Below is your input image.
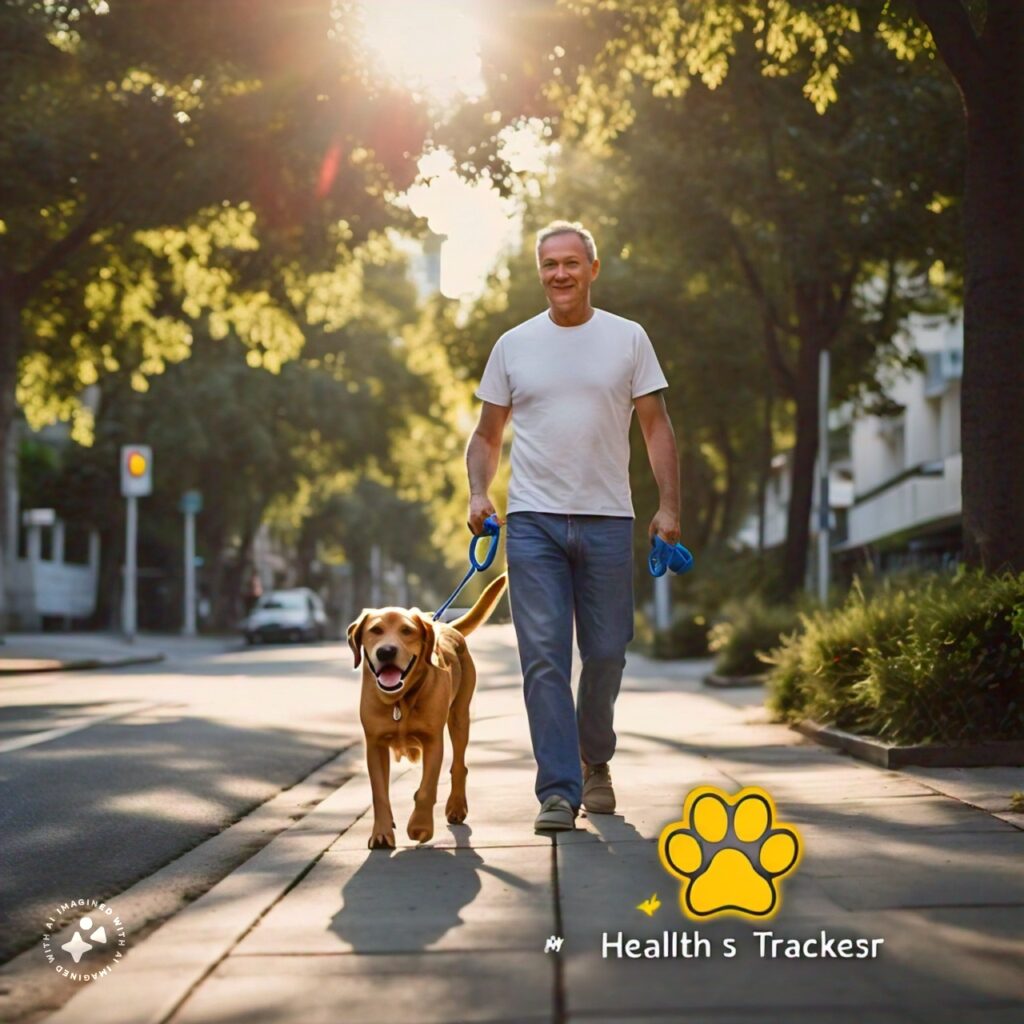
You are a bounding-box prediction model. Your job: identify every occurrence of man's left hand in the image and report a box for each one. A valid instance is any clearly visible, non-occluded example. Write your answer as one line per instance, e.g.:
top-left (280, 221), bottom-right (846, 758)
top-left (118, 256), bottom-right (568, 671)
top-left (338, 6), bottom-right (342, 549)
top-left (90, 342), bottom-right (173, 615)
top-left (649, 508), bottom-right (681, 545)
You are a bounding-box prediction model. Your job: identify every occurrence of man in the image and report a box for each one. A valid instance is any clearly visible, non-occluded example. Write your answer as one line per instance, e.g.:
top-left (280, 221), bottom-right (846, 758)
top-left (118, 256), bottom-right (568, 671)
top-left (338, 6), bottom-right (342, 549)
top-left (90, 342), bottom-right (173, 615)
top-left (466, 220), bottom-right (680, 833)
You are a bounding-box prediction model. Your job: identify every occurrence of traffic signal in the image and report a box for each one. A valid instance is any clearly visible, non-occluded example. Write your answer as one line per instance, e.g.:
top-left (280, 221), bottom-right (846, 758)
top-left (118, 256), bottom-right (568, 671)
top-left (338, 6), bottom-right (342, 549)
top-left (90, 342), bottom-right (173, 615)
top-left (120, 444), bottom-right (153, 497)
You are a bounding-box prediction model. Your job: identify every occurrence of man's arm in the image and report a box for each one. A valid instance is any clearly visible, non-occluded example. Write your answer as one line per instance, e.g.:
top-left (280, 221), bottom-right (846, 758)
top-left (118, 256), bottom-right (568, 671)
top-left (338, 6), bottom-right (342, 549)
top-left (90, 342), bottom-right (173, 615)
top-left (634, 391), bottom-right (681, 543)
top-left (466, 401), bottom-right (511, 533)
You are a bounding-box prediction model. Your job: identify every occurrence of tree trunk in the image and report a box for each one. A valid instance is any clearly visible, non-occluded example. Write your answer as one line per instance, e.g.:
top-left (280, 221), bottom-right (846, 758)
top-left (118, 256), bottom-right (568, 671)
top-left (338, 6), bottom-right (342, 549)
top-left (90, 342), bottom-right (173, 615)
top-left (677, 432), bottom-right (703, 546)
top-left (713, 423), bottom-right (737, 545)
top-left (0, 276), bottom-right (24, 630)
top-left (782, 338), bottom-right (821, 595)
top-left (912, 1), bottom-right (1024, 572)
top-left (757, 388), bottom-right (774, 553)
top-left (960, 75), bottom-right (1024, 570)
top-left (697, 471), bottom-right (719, 550)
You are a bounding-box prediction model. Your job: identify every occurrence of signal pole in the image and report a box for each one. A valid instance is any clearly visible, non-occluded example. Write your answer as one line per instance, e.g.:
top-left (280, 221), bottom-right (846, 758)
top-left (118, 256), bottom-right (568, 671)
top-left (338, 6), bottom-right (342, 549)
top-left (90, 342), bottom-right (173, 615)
top-left (180, 490), bottom-right (202, 637)
top-left (817, 350), bottom-right (831, 606)
top-left (124, 494), bottom-right (138, 642)
top-left (121, 445), bottom-right (153, 643)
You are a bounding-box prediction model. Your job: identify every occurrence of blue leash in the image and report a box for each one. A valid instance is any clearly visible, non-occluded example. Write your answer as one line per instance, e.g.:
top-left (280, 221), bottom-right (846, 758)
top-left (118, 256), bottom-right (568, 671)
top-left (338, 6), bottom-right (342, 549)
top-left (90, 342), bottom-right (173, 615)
top-left (648, 535), bottom-right (694, 576)
top-left (433, 515), bottom-right (501, 621)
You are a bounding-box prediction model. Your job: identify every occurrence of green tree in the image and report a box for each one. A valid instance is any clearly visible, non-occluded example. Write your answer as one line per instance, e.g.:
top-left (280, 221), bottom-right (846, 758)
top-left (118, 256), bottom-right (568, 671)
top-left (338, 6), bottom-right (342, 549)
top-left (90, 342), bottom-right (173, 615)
top-left (553, 0), bottom-right (1023, 574)
top-left (28, 236), bottom-right (438, 628)
top-left (0, 0), bottom-right (427, 610)
top-left (584, 35), bottom-right (962, 591)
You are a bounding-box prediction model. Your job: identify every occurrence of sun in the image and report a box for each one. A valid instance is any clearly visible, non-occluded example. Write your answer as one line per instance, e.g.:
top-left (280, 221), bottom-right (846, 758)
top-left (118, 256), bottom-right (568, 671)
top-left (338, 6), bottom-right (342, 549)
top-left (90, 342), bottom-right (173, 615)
top-left (357, 0), bottom-right (484, 105)
top-left (354, 1), bottom-right (553, 299)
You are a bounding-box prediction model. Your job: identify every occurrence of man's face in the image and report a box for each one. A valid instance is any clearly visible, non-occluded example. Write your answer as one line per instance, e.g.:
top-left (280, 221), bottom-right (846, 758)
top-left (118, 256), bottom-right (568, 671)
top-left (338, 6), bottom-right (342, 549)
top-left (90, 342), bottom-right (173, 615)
top-left (538, 233), bottom-right (600, 314)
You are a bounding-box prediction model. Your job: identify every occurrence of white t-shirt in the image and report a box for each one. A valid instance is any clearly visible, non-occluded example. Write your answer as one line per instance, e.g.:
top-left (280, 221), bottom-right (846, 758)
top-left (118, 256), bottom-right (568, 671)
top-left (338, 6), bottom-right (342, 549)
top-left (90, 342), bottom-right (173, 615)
top-left (475, 308), bottom-right (668, 517)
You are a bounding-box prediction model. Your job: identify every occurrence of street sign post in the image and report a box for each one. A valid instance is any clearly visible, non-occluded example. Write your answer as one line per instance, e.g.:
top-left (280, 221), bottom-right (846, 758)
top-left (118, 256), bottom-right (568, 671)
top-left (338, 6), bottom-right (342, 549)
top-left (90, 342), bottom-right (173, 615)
top-left (817, 350), bottom-right (831, 607)
top-left (179, 490), bottom-right (202, 637)
top-left (121, 445), bottom-right (153, 642)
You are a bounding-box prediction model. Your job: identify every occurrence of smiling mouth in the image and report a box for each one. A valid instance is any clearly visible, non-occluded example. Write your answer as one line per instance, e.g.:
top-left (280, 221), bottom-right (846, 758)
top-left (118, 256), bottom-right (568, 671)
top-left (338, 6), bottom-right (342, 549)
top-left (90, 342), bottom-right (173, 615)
top-left (368, 654), bottom-right (417, 692)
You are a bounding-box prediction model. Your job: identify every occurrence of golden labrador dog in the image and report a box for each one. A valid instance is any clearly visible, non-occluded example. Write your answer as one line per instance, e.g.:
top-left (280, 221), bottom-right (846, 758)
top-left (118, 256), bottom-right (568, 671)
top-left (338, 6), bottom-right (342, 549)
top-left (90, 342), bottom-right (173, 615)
top-left (348, 573), bottom-right (507, 849)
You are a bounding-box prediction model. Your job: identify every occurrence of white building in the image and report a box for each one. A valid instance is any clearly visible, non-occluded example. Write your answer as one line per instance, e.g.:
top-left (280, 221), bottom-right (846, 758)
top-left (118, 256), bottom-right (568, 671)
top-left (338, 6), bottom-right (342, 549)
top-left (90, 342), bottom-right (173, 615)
top-left (3, 420), bottom-right (102, 629)
top-left (840, 314), bottom-right (962, 570)
top-left (737, 312), bottom-right (964, 574)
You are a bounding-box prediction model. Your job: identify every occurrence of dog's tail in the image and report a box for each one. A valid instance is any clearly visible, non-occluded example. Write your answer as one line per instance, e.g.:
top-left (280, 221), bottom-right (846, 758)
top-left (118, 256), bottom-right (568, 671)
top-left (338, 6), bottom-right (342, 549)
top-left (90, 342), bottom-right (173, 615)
top-left (449, 573), bottom-right (508, 637)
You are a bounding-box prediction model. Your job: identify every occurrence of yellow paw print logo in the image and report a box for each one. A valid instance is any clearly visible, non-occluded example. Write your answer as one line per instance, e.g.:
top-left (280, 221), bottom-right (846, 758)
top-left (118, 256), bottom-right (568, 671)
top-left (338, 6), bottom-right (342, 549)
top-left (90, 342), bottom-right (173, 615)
top-left (658, 786), bottom-right (801, 920)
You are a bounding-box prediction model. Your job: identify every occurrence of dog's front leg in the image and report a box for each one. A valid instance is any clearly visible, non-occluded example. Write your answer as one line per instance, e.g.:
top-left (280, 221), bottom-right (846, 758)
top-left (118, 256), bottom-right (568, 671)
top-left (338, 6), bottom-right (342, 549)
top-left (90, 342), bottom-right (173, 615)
top-left (407, 737), bottom-right (443, 843)
top-left (367, 740), bottom-right (396, 849)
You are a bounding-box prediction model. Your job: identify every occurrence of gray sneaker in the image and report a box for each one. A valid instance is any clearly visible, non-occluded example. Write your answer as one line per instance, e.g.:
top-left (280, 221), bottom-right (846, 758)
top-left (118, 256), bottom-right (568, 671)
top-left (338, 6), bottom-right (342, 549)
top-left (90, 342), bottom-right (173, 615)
top-left (582, 762), bottom-right (616, 814)
top-left (534, 795), bottom-right (576, 833)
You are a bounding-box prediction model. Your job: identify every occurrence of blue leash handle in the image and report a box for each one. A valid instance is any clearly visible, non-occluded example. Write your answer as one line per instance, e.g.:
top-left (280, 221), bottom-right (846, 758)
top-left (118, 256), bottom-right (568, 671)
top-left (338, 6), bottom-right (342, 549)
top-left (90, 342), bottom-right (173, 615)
top-left (648, 535), bottom-right (694, 577)
top-left (469, 515), bottom-right (500, 570)
top-left (434, 515), bottom-right (501, 621)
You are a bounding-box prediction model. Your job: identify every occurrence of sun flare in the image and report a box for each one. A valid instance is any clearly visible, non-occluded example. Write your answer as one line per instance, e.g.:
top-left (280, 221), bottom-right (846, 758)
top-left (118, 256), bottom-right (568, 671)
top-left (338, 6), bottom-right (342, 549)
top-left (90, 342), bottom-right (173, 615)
top-left (357, 0), bottom-right (484, 105)
top-left (356, 2), bottom-right (553, 299)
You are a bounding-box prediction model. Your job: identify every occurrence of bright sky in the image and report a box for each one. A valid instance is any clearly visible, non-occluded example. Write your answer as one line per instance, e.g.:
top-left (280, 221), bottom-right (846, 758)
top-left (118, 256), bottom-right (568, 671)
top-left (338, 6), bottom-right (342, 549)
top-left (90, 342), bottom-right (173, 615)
top-left (357, 0), bottom-right (552, 298)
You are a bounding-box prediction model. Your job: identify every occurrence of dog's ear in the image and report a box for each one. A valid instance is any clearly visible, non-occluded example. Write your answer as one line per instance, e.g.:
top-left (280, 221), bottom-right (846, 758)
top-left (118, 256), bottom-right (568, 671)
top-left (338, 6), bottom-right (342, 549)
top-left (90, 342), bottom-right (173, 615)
top-left (415, 612), bottom-right (438, 667)
top-left (347, 612), bottom-right (369, 668)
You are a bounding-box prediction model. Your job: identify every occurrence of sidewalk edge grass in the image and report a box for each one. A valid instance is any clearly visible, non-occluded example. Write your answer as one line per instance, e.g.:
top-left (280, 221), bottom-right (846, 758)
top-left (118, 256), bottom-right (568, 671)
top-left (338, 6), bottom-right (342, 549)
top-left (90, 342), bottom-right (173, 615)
top-left (794, 719), bottom-right (1024, 768)
top-left (0, 653), bottom-right (165, 675)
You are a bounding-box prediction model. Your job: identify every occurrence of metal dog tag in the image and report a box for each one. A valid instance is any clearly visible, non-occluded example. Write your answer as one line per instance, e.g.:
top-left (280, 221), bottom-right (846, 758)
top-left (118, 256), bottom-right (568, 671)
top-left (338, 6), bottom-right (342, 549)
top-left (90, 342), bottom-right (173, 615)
top-left (393, 705), bottom-right (401, 721)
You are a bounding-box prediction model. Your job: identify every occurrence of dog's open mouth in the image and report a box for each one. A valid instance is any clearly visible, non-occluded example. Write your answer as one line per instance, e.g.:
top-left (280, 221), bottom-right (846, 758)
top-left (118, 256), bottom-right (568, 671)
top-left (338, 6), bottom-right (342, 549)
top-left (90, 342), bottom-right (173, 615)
top-left (371, 654), bottom-right (416, 693)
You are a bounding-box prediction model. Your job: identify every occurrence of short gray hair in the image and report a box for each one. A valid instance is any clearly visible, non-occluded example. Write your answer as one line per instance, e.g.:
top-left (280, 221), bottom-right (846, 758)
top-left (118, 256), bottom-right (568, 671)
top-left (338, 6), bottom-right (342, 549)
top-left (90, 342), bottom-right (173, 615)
top-left (535, 220), bottom-right (598, 264)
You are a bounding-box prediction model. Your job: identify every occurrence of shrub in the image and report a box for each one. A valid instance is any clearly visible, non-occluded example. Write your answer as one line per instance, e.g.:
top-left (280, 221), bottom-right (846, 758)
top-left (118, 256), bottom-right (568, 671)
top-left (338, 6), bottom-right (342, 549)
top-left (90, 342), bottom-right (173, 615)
top-left (766, 570), bottom-right (1024, 744)
top-left (708, 596), bottom-right (802, 678)
top-left (764, 579), bottom-right (916, 732)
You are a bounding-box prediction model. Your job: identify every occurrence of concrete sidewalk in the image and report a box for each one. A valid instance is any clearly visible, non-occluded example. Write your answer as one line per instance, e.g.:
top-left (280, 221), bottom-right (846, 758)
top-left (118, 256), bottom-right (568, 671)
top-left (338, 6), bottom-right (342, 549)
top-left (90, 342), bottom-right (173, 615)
top-left (41, 625), bottom-right (1024, 1024)
top-left (0, 631), bottom-right (232, 674)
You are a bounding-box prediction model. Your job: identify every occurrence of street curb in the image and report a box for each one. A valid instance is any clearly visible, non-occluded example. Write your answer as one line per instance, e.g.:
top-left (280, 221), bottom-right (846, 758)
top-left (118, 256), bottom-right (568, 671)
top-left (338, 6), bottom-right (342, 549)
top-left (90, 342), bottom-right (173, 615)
top-left (703, 671), bottom-right (767, 688)
top-left (42, 747), bottom-right (373, 1024)
top-left (0, 654), bottom-right (165, 675)
top-left (794, 720), bottom-right (1024, 768)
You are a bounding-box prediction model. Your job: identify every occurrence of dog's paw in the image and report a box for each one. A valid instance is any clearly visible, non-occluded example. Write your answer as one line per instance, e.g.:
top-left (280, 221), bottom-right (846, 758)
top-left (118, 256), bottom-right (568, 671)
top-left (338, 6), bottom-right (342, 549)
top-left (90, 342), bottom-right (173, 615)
top-left (368, 822), bottom-right (396, 849)
top-left (407, 807), bottom-right (434, 843)
top-left (658, 786), bottom-right (800, 919)
top-left (445, 793), bottom-right (468, 824)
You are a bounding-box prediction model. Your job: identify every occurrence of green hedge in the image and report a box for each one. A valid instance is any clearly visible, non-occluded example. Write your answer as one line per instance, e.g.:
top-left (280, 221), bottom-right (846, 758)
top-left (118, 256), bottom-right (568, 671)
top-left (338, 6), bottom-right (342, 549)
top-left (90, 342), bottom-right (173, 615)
top-left (766, 571), bottom-right (1024, 744)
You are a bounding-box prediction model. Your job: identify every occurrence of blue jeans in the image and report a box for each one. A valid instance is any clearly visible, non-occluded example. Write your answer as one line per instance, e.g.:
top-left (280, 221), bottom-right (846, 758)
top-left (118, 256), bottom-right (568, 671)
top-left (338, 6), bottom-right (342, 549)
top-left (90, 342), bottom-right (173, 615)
top-left (506, 512), bottom-right (634, 810)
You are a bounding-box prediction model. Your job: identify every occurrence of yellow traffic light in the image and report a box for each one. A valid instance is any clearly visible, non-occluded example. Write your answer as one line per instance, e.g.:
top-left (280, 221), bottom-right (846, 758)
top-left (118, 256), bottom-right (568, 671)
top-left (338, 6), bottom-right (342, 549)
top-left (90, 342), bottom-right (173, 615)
top-left (120, 444), bottom-right (153, 497)
top-left (127, 450), bottom-right (148, 477)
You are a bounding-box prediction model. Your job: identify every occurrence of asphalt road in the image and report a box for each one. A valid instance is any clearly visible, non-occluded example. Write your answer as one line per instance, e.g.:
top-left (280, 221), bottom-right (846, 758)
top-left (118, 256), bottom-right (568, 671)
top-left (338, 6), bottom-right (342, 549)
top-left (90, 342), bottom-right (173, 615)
top-left (0, 640), bottom-right (360, 966)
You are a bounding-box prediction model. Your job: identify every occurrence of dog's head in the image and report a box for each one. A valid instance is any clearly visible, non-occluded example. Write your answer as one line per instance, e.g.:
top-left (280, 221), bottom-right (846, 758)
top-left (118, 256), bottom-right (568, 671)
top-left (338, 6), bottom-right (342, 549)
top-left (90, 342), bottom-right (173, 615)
top-left (347, 607), bottom-right (436, 696)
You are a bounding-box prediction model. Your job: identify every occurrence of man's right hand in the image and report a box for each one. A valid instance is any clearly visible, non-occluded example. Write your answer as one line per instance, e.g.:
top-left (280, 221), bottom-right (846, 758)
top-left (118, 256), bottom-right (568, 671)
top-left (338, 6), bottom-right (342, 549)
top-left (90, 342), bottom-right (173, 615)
top-left (467, 494), bottom-right (499, 535)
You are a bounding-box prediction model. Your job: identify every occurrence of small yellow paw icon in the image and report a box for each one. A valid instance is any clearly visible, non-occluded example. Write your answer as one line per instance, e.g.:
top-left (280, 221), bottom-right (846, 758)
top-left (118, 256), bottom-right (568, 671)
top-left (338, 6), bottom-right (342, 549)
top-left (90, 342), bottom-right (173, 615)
top-left (658, 786), bottom-right (801, 921)
top-left (636, 894), bottom-right (661, 917)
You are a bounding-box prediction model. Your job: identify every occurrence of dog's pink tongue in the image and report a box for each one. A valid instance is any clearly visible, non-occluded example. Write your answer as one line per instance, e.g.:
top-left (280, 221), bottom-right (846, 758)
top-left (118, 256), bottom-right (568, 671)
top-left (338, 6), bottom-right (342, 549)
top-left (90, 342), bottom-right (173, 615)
top-left (378, 665), bottom-right (403, 687)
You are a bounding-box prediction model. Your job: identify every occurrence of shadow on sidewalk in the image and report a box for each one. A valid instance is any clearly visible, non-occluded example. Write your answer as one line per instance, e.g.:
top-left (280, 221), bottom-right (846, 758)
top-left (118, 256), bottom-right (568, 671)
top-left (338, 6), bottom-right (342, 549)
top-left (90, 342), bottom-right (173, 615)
top-left (331, 837), bottom-right (539, 952)
top-left (573, 810), bottom-right (649, 847)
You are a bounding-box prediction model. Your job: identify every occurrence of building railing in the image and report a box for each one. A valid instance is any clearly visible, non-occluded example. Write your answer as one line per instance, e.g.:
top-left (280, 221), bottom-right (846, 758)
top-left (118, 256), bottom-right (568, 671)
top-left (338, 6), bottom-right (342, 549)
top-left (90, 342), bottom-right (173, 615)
top-left (845, 453), bottom-right (961, 549)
